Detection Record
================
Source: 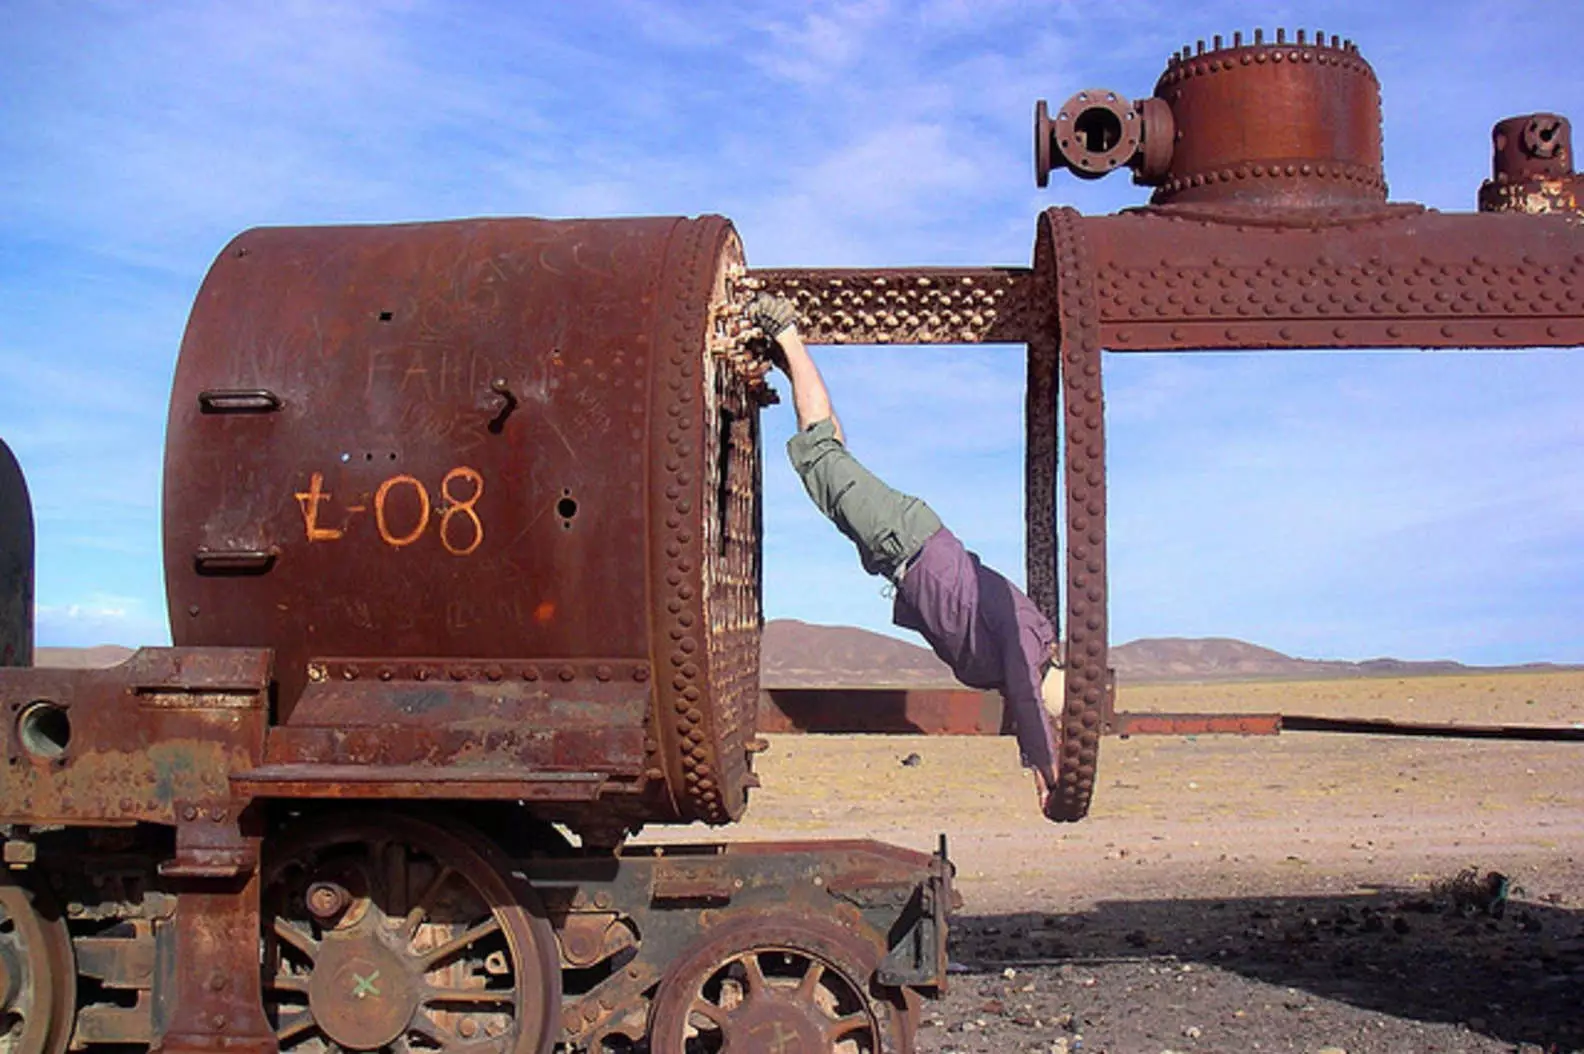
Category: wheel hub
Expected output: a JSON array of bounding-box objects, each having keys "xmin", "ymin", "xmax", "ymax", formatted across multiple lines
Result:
[
  {"xmin": 306, "ymin": 928, "xmax": 419, "ymax": 1051},
  {"xmin": 719, "ymin": 996, "xmax": 825, "ymax": 1053}
]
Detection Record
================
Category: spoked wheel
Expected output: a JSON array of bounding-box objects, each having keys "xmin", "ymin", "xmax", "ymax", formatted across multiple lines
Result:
[
  {"xmin": 262, "ymin": 812, "xmax": 559, "ymax": 1054},
  {"xmin": 649, "ymin": 913, "xmax": 915, "ymax": 1054},
  {"xmin": 0, "ymin": 873, "xmax": 75, "ymax": 1054}
]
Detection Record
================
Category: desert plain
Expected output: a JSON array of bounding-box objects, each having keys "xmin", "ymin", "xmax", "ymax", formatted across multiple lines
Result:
[{"xmin": 645, "ymin": 670, "xmax": 1584, "ymax": 1053}]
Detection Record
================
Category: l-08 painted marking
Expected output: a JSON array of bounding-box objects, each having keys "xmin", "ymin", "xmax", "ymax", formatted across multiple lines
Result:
[{"xmin": 295, "ymin": 466, "xmax": 484, "ymax": 556}]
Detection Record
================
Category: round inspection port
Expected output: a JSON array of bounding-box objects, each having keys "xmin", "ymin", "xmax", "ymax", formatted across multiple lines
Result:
[{"xmin": 17, "ymin": 702, "xmax": 70, "ymax": 759}]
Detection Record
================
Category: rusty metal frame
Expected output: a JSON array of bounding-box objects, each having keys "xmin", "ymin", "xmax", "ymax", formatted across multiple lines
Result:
[{"xmin": 750, "ymin": 204, "xmax": 1584, "ymax": 770}]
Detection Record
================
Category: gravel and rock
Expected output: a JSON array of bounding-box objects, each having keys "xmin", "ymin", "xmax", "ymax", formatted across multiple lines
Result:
[{"xmin": 643, "ymin": 671, "xmax": 1584, "ymax": 1053}]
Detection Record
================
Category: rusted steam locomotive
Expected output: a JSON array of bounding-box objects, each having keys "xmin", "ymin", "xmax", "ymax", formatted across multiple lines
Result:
[
  {"xmin": 0, "ymin": 215, "xmax": 952, "ymax": 1054},
  {"xmin": 3, "ymin": 28, "xmax": 1583, "ymax": 1054}
]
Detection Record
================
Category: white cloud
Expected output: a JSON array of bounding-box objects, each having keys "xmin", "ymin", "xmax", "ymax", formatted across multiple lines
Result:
[
  {"xmin": 34, "ymin": 592, "xmax": 166, "ymax": 648},
  {"xmin": 4, "ymin": 0, "xmax": 1583, "ymax": 662}
]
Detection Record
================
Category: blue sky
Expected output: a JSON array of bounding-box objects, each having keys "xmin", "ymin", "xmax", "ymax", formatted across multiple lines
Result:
[{"xmin": 2, "ymin": 0, "xmax": 1581, "ymax": 663}]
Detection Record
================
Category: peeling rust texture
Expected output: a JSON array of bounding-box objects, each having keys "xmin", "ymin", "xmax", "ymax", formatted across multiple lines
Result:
[
  {"xmin": 0, "ymin": 439, "xmax": 31, "ymax": 668},
  {"xmin": 746, "ymin": 267, "xmax": 1033, "ymax": 344},
  {"xmin": 0, "ymin": 648, "xmax": 270, "ymax": 828},
  {"xmin": 1481, "ymin": 114, "xmax": 1584, "ymax": 218},
  {"xmin": 164, "ymin": 218, "xmax": 764, "ymax": 824}
]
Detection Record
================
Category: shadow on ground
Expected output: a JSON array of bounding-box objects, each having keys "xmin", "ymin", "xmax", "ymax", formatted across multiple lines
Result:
[{"xmin": 950, "ymin": 887, "xmax": 1584, "ymax": 1051}]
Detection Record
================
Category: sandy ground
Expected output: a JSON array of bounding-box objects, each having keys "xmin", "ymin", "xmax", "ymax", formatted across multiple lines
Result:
[{"xmin": 640, "ymin": 671, "xmax": 1584, "ymax": 1053}]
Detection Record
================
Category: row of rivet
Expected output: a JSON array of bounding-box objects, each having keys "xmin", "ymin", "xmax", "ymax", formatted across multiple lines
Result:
[
  {"xmin": 1158, "ymin": 45, "xmax": 1375, "ymax": 89},
  {"xmin": 1136, "ymin": 202, "xmax": 1423, "ymax": 232},
  {"xmin": 1154, "ymin": 162, "xmax": 1386, "ymax": 201},
  {"xmin": 661, "ymin": 222, "xmax": 727, "ymax": 824},
  {"xmin": 1048, "ymin": 207, "xmax": 1106, "ymax": 822},
  {"xmin": 1096, "ymin": 258, "xmax": 1584, "ymax": 322},
  {"xmin": 1106, "ymin": 319, "xmax": 1584, "ymax": 347}
]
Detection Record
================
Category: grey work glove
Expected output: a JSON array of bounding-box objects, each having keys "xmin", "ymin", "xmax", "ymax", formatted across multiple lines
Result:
[{"xmin": 745, "ymin": 293, "xmax": 798, "ymax": 339}]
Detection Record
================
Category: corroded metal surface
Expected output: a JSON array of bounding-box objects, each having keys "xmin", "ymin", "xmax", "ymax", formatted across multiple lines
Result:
[
  {"xmin": 16, "ymin": 817, "xmax": 948, "ymax": 1054},
  {"xmin": 261, "ymin": 812, "xmax": 560, "ymax": 1054},
  {"xmin": 1480, "ymin": 113, "xmax": 1584, "ymax": 218},
  {"xmin": 519, "ymin": 839, "xmax": 945, "ymax": 1050},
  {"xmin": 744, "ymin": 268, "xmax": 1031, "ymax": 345},
  {"xmin": 1039, "ymin": 207, "xmax": 1109, "ymax": 822},
  {"xmin": 0, "ymin": 440, "xmax": 31, "ymax": 668},
  {"xmin": 0, "ymin": 873, "xmax": 76, "ymax": 1054},
  {"xmin": 646, "ymin": 910, "xmax": 915, "ymax": 1053},
  {"xmin": 755, "ymin": 212, "xmax": 1584, "ymax": 353},
  {"xmin": 164, "ymin": 218, "xmax": 763, "ymax": 826},
  {"xmin": 0, "ymin": 648, "xmax": 270, "ymax": 832},
  {"xmin": 1150, "ymin": 31, "xmax": 1384, "ymax": 207},
  {"xmin": 1024, "ymin": 271, "xmax": 1061, "ymax": 627},
  {"xmin": 1089, "ymin": 207, "xmax": 1584, "ymax": 351}
]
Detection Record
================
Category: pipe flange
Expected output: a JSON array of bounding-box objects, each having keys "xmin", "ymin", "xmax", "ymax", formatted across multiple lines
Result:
[{"xmin": 1050, "ymin": 89, "xmax": 1141, "ymax": 181}]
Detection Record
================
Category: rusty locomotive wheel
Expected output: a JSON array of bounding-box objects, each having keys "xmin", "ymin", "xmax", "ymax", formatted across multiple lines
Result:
[
  {"xmin": 262, "ymin": 812, "xmax": 559, "ymax": 1054},
  {"xmin": 648, "ymin": 913, "xmax": 915, "ymax": 1054},
  {"xmin": 0, "ymin": 873, "xmax": 75, "ymax": 1054}
]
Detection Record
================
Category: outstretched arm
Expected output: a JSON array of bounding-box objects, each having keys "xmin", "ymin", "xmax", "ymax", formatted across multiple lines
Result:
[
  {"xmin": 746, "ymin": 295, "xmax": 844, "ymax": 441},
  {"xmin": 774, "ymin": 326, "xmax": 845, "ymax": 442}
]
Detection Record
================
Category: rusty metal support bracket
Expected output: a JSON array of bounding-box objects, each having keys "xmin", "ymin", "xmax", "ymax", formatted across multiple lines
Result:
[
  {"xmin": 746, "ymin": 267, "xmax": 1033, "ymax": 344},
  {"xmin": 154, "ymin": 860, "xmax": 276, "ymax": 1054},
  {"xmin": 1043, "ymin": 207, "xmax": 1109, "ymax": 820}
]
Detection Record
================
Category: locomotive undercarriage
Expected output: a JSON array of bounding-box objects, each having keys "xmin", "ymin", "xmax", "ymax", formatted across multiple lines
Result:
[{"xmin": 0, "ymin": 806, "xmax": 949, "ymax": 1054}]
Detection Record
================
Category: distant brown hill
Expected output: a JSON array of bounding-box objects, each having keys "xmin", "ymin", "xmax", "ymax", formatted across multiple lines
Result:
[
  {"xmin": 760, "ymin": 619, "xmax": 959, "ymax": 687},
  {"xmin": 34, "ymin": 645, "xmax": 134, "ymax": 668},
  {"xmin": 760, "ymin": 621, "xmax": 1573, "ymax": 687},
  {"xmin": 28, "ymin": 627, "xmax": 1574, "ymax": 684}
]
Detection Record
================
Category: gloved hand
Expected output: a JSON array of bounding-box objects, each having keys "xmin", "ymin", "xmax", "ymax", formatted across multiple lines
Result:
[{"xmin": 745, "ymin": 294, "xmax": 798, "ymax": 339}]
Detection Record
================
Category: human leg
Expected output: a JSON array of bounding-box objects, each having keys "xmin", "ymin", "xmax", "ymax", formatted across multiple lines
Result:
[{"xmin": 788, "ymin": 420, "xmax": 942, "ymax": 580}]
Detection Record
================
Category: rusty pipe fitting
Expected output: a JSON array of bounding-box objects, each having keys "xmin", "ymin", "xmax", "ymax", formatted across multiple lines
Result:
[
  {"xmin": 1035, "ymin": 91, "xmax": 1174, "ymax": 186},
  {"xmin": 1037, "ymin": 30, "xmax": 1388, "ymax": 211},
  {"xmin": 1480, "ymin": 113, "xmax": 1583, "ymax": 216}
]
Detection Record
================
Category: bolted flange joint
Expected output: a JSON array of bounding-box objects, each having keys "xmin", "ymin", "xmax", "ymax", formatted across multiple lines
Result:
[{"xmin": 1036, "ymin": 90, "xmax": 1175, "ymax": 187}]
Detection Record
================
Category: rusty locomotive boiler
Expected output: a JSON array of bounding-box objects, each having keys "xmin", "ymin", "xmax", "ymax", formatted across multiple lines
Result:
[
  {"xmin": 164, "ymin": 216, "xmax": 766, "ymax": 831},
  {"xmin": 3, "ymin": 27, "xmax": 1584, "ymax": 1054},
  {"xmin": 0, "ymin": 219, "xmax": 951, "ymax": 1054}
]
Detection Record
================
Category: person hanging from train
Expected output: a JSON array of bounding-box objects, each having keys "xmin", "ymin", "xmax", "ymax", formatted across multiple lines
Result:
[{"xmin": 745, "ymin": 294, "xmax": 1070, "ymax": 823}]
